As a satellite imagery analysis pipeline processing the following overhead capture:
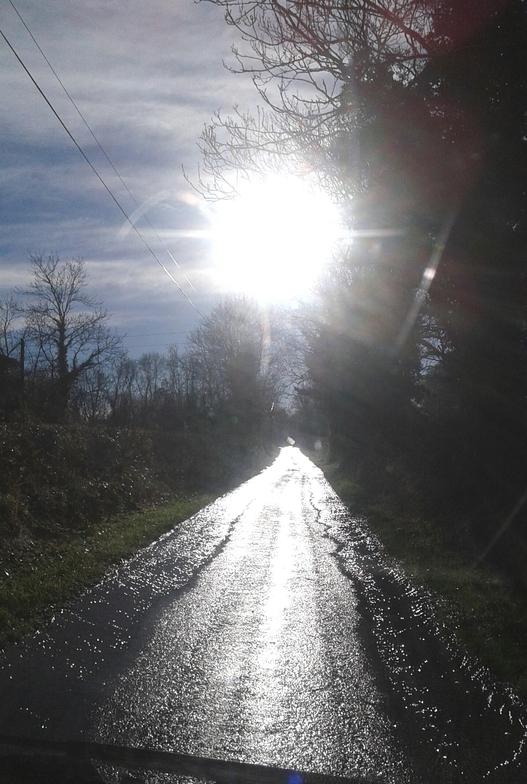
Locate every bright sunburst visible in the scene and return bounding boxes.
[209,175,342,303]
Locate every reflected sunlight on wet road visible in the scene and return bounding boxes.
[95,449,402,782]
[1,447,527,783]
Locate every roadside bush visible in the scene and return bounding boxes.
[0,419,276,545]
[0,492,27,531]
[0,423,159,537]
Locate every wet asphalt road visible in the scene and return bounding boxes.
[1,447,527,782]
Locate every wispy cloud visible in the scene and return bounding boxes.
[0,0,256,353]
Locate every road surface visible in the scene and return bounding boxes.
[0,447,526,782]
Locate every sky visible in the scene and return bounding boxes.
[0,0,259,356]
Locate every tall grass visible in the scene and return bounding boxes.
[0,496,212,650]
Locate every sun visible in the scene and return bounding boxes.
[209,175,342,304]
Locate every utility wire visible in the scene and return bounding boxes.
[7,0,196,294]
[0,25,204,318]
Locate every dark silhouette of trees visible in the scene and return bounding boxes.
[186,295,285,419]
[180,295,291,481]
[0,296,24,420]
[19,253,122,421]
[0,296,22,359]
[409,2,527,571]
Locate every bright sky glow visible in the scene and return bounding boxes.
[210,175,343,303]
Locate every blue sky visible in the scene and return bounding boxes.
[0,0,257,355]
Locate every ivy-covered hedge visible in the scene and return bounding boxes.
[0,420,277,546]
[0,424,159,536]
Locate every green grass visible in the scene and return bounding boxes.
[314,457,527,698]
[0,495,213,650]
[362,509,527,694]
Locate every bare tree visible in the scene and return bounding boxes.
[104,351,136,424]
[195,0,434,200]
[162,346,186,408]
[20,253,122,421]
[70,366,109,423]
[162,345,200,411]
[133,352,166,423]
[0,295,25,420]
[204,0,432,89]
[186,295,287,416]
[0,295,23,358]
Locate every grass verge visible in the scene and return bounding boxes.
[315,457,527,699]
[0,495,213,651]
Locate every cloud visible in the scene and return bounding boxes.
[0,0,258,351]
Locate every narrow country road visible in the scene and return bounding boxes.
[1,448,527,783]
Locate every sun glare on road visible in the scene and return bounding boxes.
[210,175,342,304]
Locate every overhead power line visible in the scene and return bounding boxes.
[0,23,204,318]
[7,0,196,295]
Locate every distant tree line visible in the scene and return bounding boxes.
[0,255,296,535]
[201,0,527,588]
[0,254,293,434]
